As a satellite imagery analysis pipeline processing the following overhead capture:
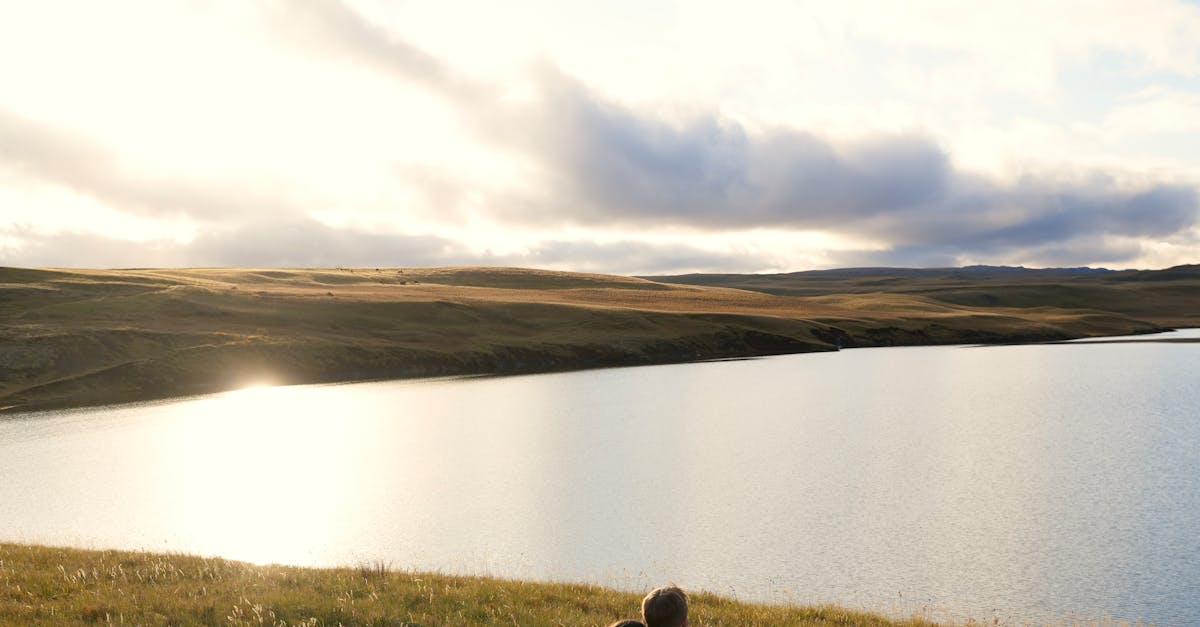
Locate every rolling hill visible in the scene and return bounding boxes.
[2,265,1194,412]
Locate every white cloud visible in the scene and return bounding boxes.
[1104,87,1200,137]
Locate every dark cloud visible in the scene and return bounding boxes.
[0,108,304,221]
[852,176,1198,264]
[525,69,952,229]
[525,70,1199,252]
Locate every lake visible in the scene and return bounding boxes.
[2,329,1198,624]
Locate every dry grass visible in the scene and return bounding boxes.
[15,265,1144,322]
[647,265,1200,328]
[0,266,1178,412]
[0,543,941,626]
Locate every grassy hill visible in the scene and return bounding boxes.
[0,543,938,626]
[2,265,1192,412]
[645,264,1200,328]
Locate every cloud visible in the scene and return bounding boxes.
[0,225,191,269]
[818,1,1200,101]
[1104,87,1200,137]
[0,220,465,269]
[525,69,954,229]
[1,219,759,275]
[0,108,306,221]
[520,238,769,275]
[832,236,1148,270]
[509,70,1200,268]
[266,0,480,102]
[275,2,1199,270]
[184,220,463,268]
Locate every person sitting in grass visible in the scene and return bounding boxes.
[606,620,646,627]
[641,585,688,627]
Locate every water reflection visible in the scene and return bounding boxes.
[1,332,1198,624]
[152,385,360,564]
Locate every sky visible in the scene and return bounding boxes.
[2,0,1199,274]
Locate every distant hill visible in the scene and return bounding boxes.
[643,264,1200,326]
[643,264,1119,285]
[3,265,1196,413]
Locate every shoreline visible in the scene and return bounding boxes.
[0,337,836,415]
[0,329,1113,415]
[8,325,1192,417]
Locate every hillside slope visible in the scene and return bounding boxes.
[1,265,1177,412]
[645,265,1200,328]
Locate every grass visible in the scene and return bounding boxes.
[644,265,1200,328]
[0,543,940,626]
[2,265,1194,412]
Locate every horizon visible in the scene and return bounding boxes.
[3,1,1200,274]
[9,260,1200,278]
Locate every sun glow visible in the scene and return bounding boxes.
[158,385,368,566]
[231,380,281,394]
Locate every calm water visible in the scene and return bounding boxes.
[2,330,1199,624]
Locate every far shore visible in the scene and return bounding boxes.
[3,264,1198,414]
[5,325,1193,418]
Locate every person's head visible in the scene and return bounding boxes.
[641,585,688,627]
[606,621,645,627]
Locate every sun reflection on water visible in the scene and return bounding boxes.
[158,384,367,565]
